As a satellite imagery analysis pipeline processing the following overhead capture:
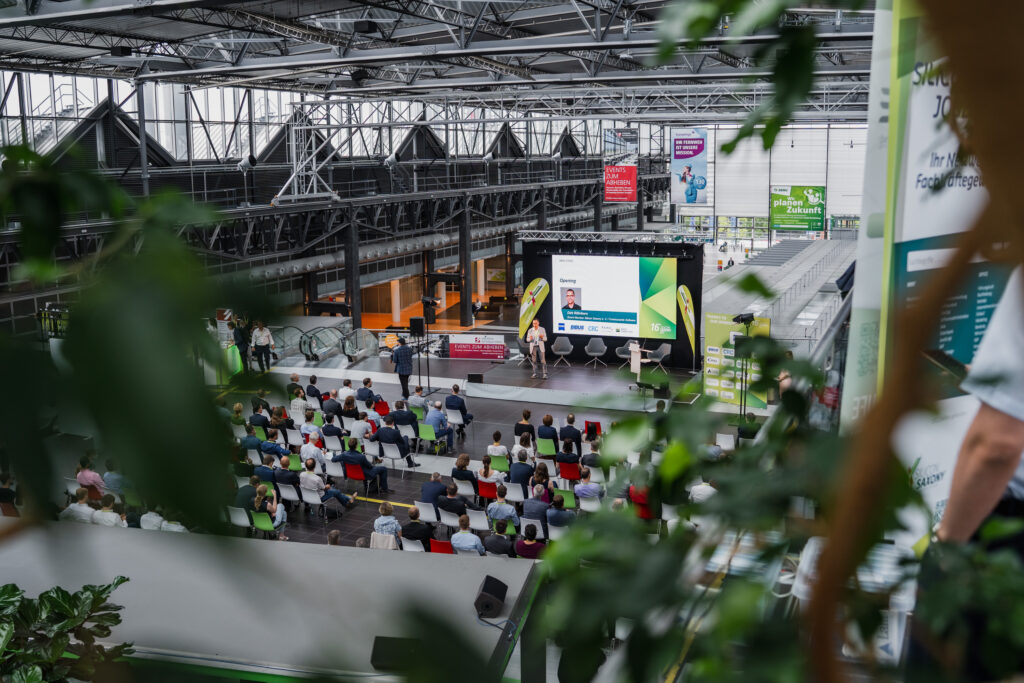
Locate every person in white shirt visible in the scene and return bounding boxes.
[160,517,189,533]
[59,488,96,524]
[477,454,506,484]
[689,479,718,504]
[290,389,311,423]
[250,321,275,373]
[348,413,373,441]
[299,458,353,507]
[526,318,548,380]
[300,439,326,471]
[140,509,165,530]
[299,409,321,439]
[510,432,535,463]
[487,431,510,466]
[91,494,127,528]
[337,379,356,400]
[407,386,426,410]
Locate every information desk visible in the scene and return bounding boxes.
[0,521,541,681]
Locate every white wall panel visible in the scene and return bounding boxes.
[826,127,868,216]
[715,129,770,216]
[770,127,828,186]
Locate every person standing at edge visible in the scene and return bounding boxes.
[228,320,249,372]
[251,321,274,373]
[391,337,414,399]
[526,318,548,380]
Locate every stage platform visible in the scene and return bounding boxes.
[270,353,699,411]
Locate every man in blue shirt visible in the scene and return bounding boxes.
[391,337,414,399]
[239,425,262,452]
[254,454,276,483]
[450,514,484,555]
[420,472,447,511]
[486,485,520,531]
[356,378,382,404]
[424,401,454,451]
[335,437,391,493]
[509,451,535,498]
[260,430,291,457]
[369,415,420,468]
[444,384,473,438]
[573,468,604,499]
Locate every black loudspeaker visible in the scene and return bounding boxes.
[424,307,436,325]
[370,636,420,671]
[468,373,484,383]
[734,335,753,359]
[475,575,508,618]
[410,316,425,337]
[110,46,133,57]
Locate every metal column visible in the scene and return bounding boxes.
[593,187,603,232]
[636,184,645,231]
[301,272,318,316]
[345,216,362,329]
[136,81,150,197]
[15,73,26,147]
[504,232,515,299]
[669,203,677,225]
[611,213,620,231]
[537,189,547,231]
[459,198,474,327]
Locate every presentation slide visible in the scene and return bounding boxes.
[551,254,677,339]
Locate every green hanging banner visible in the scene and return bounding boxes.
[769,185,826,231]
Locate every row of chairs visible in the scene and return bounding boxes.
[518,337,672,372]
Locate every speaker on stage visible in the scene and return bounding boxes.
[468,373,484,383]
[475,575,508,618]
[410,316,425,337]
[424,307,436,324]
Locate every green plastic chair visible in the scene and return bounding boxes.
[492,520,516,536]
[537,439,557,457]
[252,426,267,441]
[313,412,325,427]
[123,489,142,507]
[553,488,576,509]
[288,458,302,472]
[418,423,441,453]
[491,457,510,473]
[410,405,424,421]
[251,511,277,538]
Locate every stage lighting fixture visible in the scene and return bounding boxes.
[351,68,371,85]
[482,152,494,161]
[236,153,257,173]
[384,151,401,167]
[733,313,755,325]
[551,151,562,160]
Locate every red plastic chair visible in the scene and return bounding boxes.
[477,480,498,502]
[0,502,19,517]
[584,420,602,437]
[430,539,455,554]
[558,462,582,486]
[344,463,370,495]
[85,485,103,501]
[374,400,390,417]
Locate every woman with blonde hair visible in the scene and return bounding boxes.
[230,402,246,425]
[251,484,288,541]
[373,501,401,539]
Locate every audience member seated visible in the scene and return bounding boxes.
[737,412,760,440]
[421,472,447,508]
[373,501,401,540]
[487,431,510,466]
[254,454,276,482]
[486,485,520,530]
[230,402,246,426]
[528,462,555,503]
[407,386,426,410]
[438,483,479,516]
[216,397,231,420]
[327,530,342,546]
[251,484,287,540]
[509,451,535,498]
[556,440,581,466]
[336,437,391,493]
[270,406,293,433]
[402,506,434,551]
[306,375,323,403]
[425,401,454,451]
[301,458,353,508]
[91,494,127,527]
[444,384,473,437]
[235,475,260,509]
[348,412,373,441]
[102,459,126,496]
[515,524,546,559]
[300,409,321,440]
[388,400,419,437]
[522,485,550,536]
[581,439,602,469]
[249,407,270,431]
[559,413,583,456]
[546,495,575,528]
[260,429,291,457]
[59,488,96,523]
[251,388,271,415]
[451,453,478,493]
[510,433,535,464]
[290,389,312,423]
[75,455,105,496]
[299,437,327,471]
[537,415,558,456]
[356,377,382,404]
[370,414,420,467]
[340,396,360,420]
[322,389,341,420]
[450,514,484,555]
[239,425,262,452]
[485,519,516,557]
[689,478,718,503]
[574,468,604,499]
[285,373,302,399]
[338,379,356,401]
[161,512,189,533]
[514,409,536,447]
[364,400,382,427]
[321,414,344,439]
[477,455,506,485]
[274,456,301,493]
[584,422,600,445]
[140,507,166,530]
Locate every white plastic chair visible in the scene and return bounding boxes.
[521,518,547,540]
[226,506,252,530]
[234,476,250,489]
[415,501,439,524]
[342,416,356,431]
[277,484,301,505]
[548,524,569,541]
[402,539,425,552]
[231,424,247,440]
[504,485,526,504]
[247,450,263,466]
[380,442,405,477]
[579,496,601,513]
[398,423,417,447]
[455,479,475,499]
[438,509,461,534]
[661,503,679,522]
[457,548,481,556]
[324,460,346,485]
[715,433,736,452]
[323,435,344,452]
[299,486,327,524]
[363,439,381,458]
[467,509,490,532]
[286,429,305,446]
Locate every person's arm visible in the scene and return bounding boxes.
[938,402,1024,542]
[268,331,275,349]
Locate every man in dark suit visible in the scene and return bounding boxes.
[444,384,473,438]
[234,475,259,509]
[556,440,580,465]
[509,451,535,498]
[251,389,270,415]
[537,416,559,456]
[274,456,301,490]
[391,337,414,399]
[356,378,382,404]
[254,455,276,483]
[369,415,420,468]
[559,413,583,456]
[484,519,515,557]
[402,506,434,551]
[420,472,447,508]
[437,483,480,515]
[285,373,302,400]
[321,389,341,421]
[305,375,323,403]
[228,321,250,372]
[388,400,418,443]
[335,438,391,493]
[321,414,344,439]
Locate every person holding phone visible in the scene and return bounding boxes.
[526,318,548,380]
